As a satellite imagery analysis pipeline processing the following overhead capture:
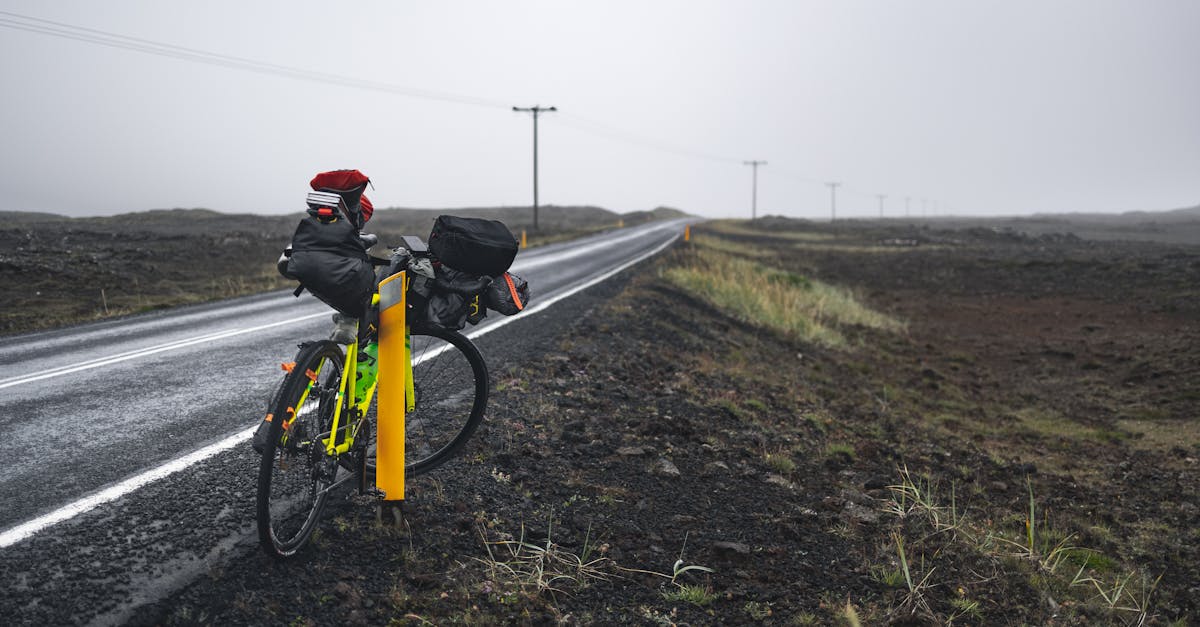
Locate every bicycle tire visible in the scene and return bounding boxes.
[367,323,488,477]
[256,340,345,559]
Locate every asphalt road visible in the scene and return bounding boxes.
[0,218,686,625]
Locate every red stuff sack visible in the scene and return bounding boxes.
[310,169,373,229]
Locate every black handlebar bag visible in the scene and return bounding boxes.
[428,215,519,277]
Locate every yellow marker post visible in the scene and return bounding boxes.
[521,230,527,249]
[376,271,406,501]
[684,225,691,241]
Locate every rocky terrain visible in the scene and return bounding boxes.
[0,205,682,335]
[111,215,1199,625]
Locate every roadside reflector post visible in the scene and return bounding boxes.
[376,271,406,502]
[684,225,691,242]
[521,230,527,249]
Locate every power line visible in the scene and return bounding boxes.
[0,10,509,109]
[1,10,753,167]
[0,9,949,218]
[555,113,743,164]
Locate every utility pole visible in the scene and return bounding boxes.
[512,105,557,231]
[876,194,887,219]
[742,160,767,219]
[826,182,841,222]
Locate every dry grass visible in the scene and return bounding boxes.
[665,245,903,348]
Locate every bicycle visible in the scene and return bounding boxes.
[255,235,489,559]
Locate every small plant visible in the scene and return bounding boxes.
[793,611,819,625]
[1070,567,1162,622]
[618,532,717,604]
[841,599,863,627]
[662,583,717,607]
[490,467,512,484]
[885,465,968,537]
[948,597,982,622]
[743,600,773,619]
[870,564,905,588]
[718,398,745,419]
[991,479,1076,573]
[825,439,854,458]
[893,532,935,615]
[766,452,797,474]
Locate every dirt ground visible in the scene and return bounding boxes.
[119,217,1200,625]
[0,206,679,336]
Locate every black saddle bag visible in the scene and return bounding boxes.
[285,214,375,318]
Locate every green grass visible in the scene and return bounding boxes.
[1014,408,1131,444]
[661,583,718,607]
[826,442,856,461]
[665,246,904,348]
[766,452,797,475]
[689,233,774,257]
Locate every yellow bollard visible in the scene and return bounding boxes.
[521,230,527,249]
[684,225,691,241]
[376,271,406,501]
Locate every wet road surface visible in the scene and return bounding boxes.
[0,219,685,624]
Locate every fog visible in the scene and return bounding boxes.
[1,1,1197,219]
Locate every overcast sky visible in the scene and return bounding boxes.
[1,1,1197,219]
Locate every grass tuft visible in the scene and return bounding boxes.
[661,583,718,607]
[475,518,610,599]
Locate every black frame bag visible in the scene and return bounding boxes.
[428,215,519,277]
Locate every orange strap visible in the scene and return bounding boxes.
[503,273,524,311]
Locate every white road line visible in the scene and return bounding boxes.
[0,221,679,391]
[469,228,679,339]
[0,425,256,549]
[0,229,681,549]
[0,312,330,390]
[509,221,676,272]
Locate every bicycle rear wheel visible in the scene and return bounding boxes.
[367,323,488,476]
[256,340,345,559]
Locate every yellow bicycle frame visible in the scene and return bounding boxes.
[312,273,414,497]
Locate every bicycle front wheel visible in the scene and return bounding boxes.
[368,324,488,477]
[256,340,344,559]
